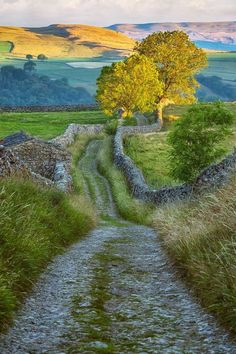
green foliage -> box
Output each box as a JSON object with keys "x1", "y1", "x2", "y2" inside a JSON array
[
  {"x1": 26, "y1": 54, "x2": 33, "y2": 60},
  {"x1": 135, "y1": 31, "x2": 208, "y2": 113},
  {"x1": 168, "y1": 102, "x2": 234, "y2": 182},
  {"x1": 0, "y1": 64, "x2": 93, "y2": 106},
  {"x1": 23, "y1": 60, "x2": 37, "y2": 73},
  {"x1": 104, "y1": 118, "x2": 118, "y2": 135},
  {"x1": 0, "y1": 178, "x2": 96, "y2": 330},
  {"x1": 37, "y1": 54, "x2": 48, "y2": 60},
  {"x1": 97, "y1": 54, "x2": 163, "y2": 118},
  {"x1": 122, "y1": 116, "x2": 137, "y2": 126}
]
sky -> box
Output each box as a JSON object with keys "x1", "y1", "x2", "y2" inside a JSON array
[{"x1": 0, "y1": 0, "x2": 235, "y2": 27}]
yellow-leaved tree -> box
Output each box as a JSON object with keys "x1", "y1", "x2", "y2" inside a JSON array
[
  {"x1": 135, "y1": 31, "x2": 208, "y2": 124},
  {"x1": 96, "y1": 54, "x2": 163, "y2": 120}
]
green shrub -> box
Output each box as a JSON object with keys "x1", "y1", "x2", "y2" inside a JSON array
[
  {"x1": 168, "y1": 102, "x2": 234, "y2": 182},
  {"x1": 104, "y1": 119, "x2": 118, "y2": 135},
  {"x1": 122, "y1": 116, "x2": 137, "y2": 126},
  {"x1": 0, "y1": 178, "x2": 96, "y2": 330}
]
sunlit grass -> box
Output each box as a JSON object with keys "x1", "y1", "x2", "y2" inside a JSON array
[
  {"x1": 152, "y1": 174, "x2": 236, "y2": 333},
  {"x1": 0, "y1": 24, "x2": 134, "y2": 58},
  {"x1": 125, "y1": 103, "x2": 236, "y2": 188},
  {"x1": 0, "y1": 177, "x2": 96, "y2": 331},
  {"x1": 0, "y1": 111, "x2": 108, "y2": 140}
]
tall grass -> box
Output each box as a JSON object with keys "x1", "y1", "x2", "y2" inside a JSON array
[
  {"x1": 0, "y1": 176, "x2": 96, "y2": 331},
  {"x1": 152, "y1": 175, "x2": 236, "y2": 333},
  {"x1": 97, "y1": 137, "x2": 154, "y2": 224},
  {"x1": 123, "y1": 133, "x2": 177, "y2": 188}
]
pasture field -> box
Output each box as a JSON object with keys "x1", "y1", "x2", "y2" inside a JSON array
[
  {"x1": 0, "y1": 41, "x2": 12, "y2": 53},
  {"x1": 125, "y1": 103, "x2": 236, "y2": 188},
  {"x1": 203, "y1": 53, "x2": 236, "y2": 90},
  {"x1": 0, "y1": 110, "x2": 108, "y2": 140},
  {"x1": 0, "y1": 57, "x2": 120, "y2": 95},
  {"x1": 0, "y1": 53, "x2": 235, "y2": 97}
]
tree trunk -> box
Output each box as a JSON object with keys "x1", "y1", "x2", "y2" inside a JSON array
[
  {"x1": 118, "y1": 109, "x2": 125, "y2": 126},
  {"x1": 155, "y1": 107, "x2": 163, "y2": 128}
]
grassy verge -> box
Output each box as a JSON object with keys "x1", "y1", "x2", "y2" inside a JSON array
[
  {"x1": 0, "y1": 110, "x2": 108, "y2": 140},
  {"x1": 123, "y1": 132, "x2": 177, "y2": 188},
  {"x1": 0, "y1": 178, "x2": 96, "y2": 331},
  {"x1": 152, "y1": 175, "x2": 236, "y2": 333},
  {"x1": 97, "y1": 137, "x2": 154, "y2": 225}
]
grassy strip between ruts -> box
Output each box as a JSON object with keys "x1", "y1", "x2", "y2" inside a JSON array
[
  {"x1": 97, "y1": 136, "x2": 154, "y2": 225},
  {"x1": 152, "y1": 174, "x2": 236, "y2": 334},
  {"x1": 68, "y1": 133, "x2": 105, "y2": 197},
  {"x1": 0, "y1": 136, "x2": 98, "y2": 331}
]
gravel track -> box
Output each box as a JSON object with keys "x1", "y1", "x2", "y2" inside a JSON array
[{"x1": 0, "y1": 140, "x2": 235, "y2": 353}]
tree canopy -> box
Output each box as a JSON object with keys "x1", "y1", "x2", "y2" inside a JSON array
[
  {"x1": 37, "y1": 54, "x2": 48, "y2": 60},
  {"x1": 96, "y1": 54, "x2": 163, "y2": 118},
  {"x1": 167, "y1": 102, "x2": 234, "y2": 182},
  {"x1": 135, "y1": 31, "x2": 208, "y2": 120},
  {"x1": 0, "y1": 64, "x2": 93, "y2": 106}
]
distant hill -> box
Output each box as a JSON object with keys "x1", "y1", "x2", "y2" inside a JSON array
[
  {"x1": 108, "y1": 22, "x2": 236, "y2": 51},
  {"x1": 0, "y1": 24, "x2": 135, "y2": 58}
]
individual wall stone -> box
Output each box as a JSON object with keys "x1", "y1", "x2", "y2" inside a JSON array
[
  {"x1": 53, "y1": 162, "x2": 72, "y2": 192},
  {"x1": 0, "y1": 145, "x2": 31, "y2": 178}
]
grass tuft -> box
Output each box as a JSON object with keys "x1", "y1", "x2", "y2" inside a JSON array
[{"x1": 0, "y1": 167, "x2": 96, "y2": 330}]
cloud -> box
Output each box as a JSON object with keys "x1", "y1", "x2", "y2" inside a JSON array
[{"x1": 0, "y1": 0, "x2": 235, "y2": 26}]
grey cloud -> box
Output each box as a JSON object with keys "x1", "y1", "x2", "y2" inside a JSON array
[{"x1": 0, "y1": 0, "x2": 235, "y2": 26}]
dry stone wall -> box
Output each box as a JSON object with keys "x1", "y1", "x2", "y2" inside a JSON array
[
  {"x1": 50, "y1": 124, "x2": 104, "y2": 148},
  {"x1": 114, "y1": 124, "x2": 236, "y2": 205},
  {"x1": 0, "y1": 124, "x2": 104, "y2": 192},
  {"x1": 12, "y1": 140, "x2": 71, "y2": 180},
  {"x1": 0, "y1": 145, "x2": 54, "y2": 187}
]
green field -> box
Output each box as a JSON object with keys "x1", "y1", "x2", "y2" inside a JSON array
[
  {"x1": 0, "y1": 57, "x2": 120, "y2": 95},
  {"x1": 0, "y1": 111, "x2": 108, "y2": 140},
  {"x1": 1, "y1": 53, "x2": 235, "y2": 98},
  {"x1": 125, "y1": 103, "x2": 236, "y2": 188},
  {"x1": 0, "y1": 41, "x2": 12, "y2": 53},
  {"x1": 204, "y1": 53, "x2": 236, "y2": 85}
]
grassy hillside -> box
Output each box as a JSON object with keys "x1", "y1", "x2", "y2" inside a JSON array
[
  {"x1": 108, "y1": 22, "x2": 236, "y2": 50},
  {"x1": 0, "y1": 24, "x2": 135, "y2": 59},
  {"x1": 152, "y1": 174, "x2": 236, "y2": 333},
  {"x1": 0, "y1": 178, "x2": 96, "y2": 330},
  {"x1": 0, "y1": 110, "x2": 108, "y2": 140}
]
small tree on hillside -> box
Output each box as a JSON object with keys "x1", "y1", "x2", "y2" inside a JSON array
[
  {"x1": 26, "y1": 54, "x2": 33, "y2": 60},
  {"x1": 37, "y1": 54, "x2": 48, "y2": 60},
  {"x1": 135, "y1": 31, "x2": 208, "y2": 124},
  {"x1": 168, "y1": 102, "x2": 234, "y2": 182},
  {"x1": 96, "y1": 54, "x2": 163, "y2": 119},
  {"x1": 24, "y1": 61, "x2": 36, "y2": 73}
]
